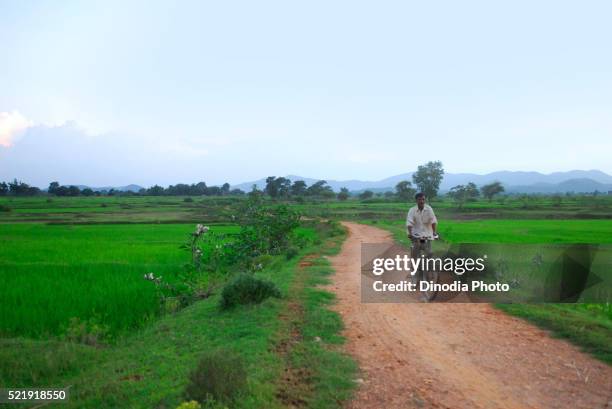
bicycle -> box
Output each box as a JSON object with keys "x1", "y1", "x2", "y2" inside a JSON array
[{"x1": 410, "y1": 234, "x2": 440, "y2": 302}]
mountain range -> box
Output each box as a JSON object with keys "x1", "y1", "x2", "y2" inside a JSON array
[
  {"x1": 231, "y1": 170, "x2": 612, "y2": 194},
  {"x1": 74, "y1": 184, "x2": 144, "y2": 192}
]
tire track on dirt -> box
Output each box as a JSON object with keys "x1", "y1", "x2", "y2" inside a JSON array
[{"x1": 327, "y1": 222, "x2": 612, "y2": 409}]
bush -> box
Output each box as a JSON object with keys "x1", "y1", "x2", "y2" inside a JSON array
[
  {"x1": 184, "y1": 349, "x2": 247, "y2": 404},
  {"x1": 184, "y1": 197, "x2": 194, "y2": 203},
  {"x1": 286, "y1": 247, "x2": 299, "y2": 260},
  {"x1": 234, "y1": 198, "x2": 300, "y2": 258},
  {"x1": 219, "y1": 274, "x2": 281, "y2": 310},
  {"x1": 0, "y1": 205, "x2": 10, "y2": 212}
]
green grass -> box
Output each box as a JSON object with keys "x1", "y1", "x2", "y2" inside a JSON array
[
  {"x1": 0, "y1": 222, "x2": 357, "y2": 409},
  {"x1": 2, "y1": 193, "x2": 611, "y2": 405},
  {"x1": 0, "y1": 196, "x2": 245, "y2": 224},
  {"x1": 1, "y1": 223, "x2": 240, "y2": 338},
  {"x1": 0, "y1": 221, "x2": 322, "y2": 339},
  {"x1": 292, "y1": 195, "x2": 612, "y2": 221},
  {"x1": 272, "y1": 223, "x2": 357, "y2": 409},
  {"x1": 298, "y1": 256, "x2": 358, "y2": 408},
  {"x1": 365, "y1": 219, "x2": 612, "y2": 245},
  {"x1": 2, "y1": 194, "x2": 611, "y2": 224},
  {"x1": 1, "y1": 268, "x2": 291, "y2": 407}
]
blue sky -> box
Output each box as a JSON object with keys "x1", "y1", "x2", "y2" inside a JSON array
[{"x1": 1, "y1": 0, "x2": 611, "y2": 187}]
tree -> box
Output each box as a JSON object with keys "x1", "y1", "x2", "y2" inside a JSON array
[
  {"x1": 221, "y1": 183, "x2": 230, "y2": 195},
  {"x1": 337, "y1": 187, "x2": 350, "y2": 201},
  {"x1": 276, "y1": 177, "x2": 291, "y2": 198},
  {"x1": 48, "y1": 181, "x2": 60, "y2": 195},
  {"x1": 264, "y1": 177, "x2": 277, "y2": 197},
  {"x1": 8, "y1": 179, "x2": 21, "y2": 195},
  {"x1": 359, "y1": 190, "x2": 374, "y2": 200},
  {"x1": 481, "y1": 181, "x2": 505, "y2": 201},
  {"x1": 264, "y1": 177, "x2": 290, "y2": 198},
  {"x1": 465, "y1": 182, "x2": 479, "y2": 199},
  {"x1": 9, "y1": 179, "x2": 30, "y2": 195},
  {"x1": 54, "y1": 185, "x2": 69, "y2": 196},
  {"x1": 248, "y1": 184, "x2": 263, "y2": 199},
  {"x1": 147, "y1": 185, "x2": 165, "y2": 195},
  {"x1": 67, "y1": 185, "x2": 81, "y2": 196},
  {"x1": 81, "y1": 188, "x2": 94, "y2": 196},
  {"x1": 448, "y1": 182, "x2": 479, "y2": 208},
  {"x1": 290, "y1": 180, "x2": 307, "y2": 197},
  {"x1": 207, "y1": 186, "x2": 222, "y2": 196},
  {"x1": 6, "y1": 179, "x2": 40, "y2": 196},
  {"x1": 412, "y1": 161, "x2": 444, "y2": 199},
  {"x1": 395, "y1": 180, "x2": 416, "y2": 201},
  {"x1": 306, "y1": 180, "x2": 334, "y2": 198},
  {"x1": 193, "y1": 182, "x2": 208, "y2": 195}
]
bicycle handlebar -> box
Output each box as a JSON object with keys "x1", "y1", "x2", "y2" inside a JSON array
[{"x1": 411, "y1": 235, "x2": 439, "y2": 241}]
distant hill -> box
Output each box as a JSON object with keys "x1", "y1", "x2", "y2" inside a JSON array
[
  {"x1": 232, "y1": 170, "x2": 612, "y2": 194},
  {"x1": 505, "y1": 178, "x2": 612, "y2": 194},
  {"x1": 75, "y1": 184, "x2": 144, "y2": 192}
]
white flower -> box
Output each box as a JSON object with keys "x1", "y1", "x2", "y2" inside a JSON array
[{"x1": 194, "y1": 224, "x2": 210, "y2": 235}]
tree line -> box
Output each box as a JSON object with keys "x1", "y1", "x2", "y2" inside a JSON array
[
  {"x1": 0, "y1": 180, "x2": 246, "y2": 197},
  {"x1": 0, "y1": 161, "x2": 505, "y2": 200}
]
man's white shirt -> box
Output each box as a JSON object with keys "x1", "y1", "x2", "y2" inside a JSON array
[{"x1": 406, "y1": 204, "x2": 437, "y2": 238}]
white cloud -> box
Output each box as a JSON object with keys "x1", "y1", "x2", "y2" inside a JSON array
[
  {"x1": 0, "y1": 120, "x2": 222, "y2": 187},
  {"x1": 0, "y1": 111, "x2": 34, "y2": 147}
]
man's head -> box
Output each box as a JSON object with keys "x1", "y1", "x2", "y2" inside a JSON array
[{"x1": 415, "y1": 192, "x2": 426, "y2": 209}]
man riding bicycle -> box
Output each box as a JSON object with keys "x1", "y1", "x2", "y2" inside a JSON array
[{"x1": 406, "y1": 192, "x2": 439, "y2": 260}]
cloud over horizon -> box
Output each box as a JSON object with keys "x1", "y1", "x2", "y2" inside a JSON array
[
  {"x1": 0, "y1": 111, "x2": 33, "y2": 147},
  {"x1": 0, "y1": 121, "x2": 215, "y2": 188}
]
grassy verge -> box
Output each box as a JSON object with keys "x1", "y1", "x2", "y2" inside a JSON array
[
  {"x1": 0, "y1": 221, "x2": 357, "y2": 408},
  {"x1": 274, "y1": 223, "x2": 357, "y2": 409},
  {"x1": 496, "y1": 304, "x2": 612, "y2": 364}
]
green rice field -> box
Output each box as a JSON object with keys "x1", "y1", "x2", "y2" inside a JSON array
[{"x1": 0, "y1": 224, "x2": 240, "y2": 338}]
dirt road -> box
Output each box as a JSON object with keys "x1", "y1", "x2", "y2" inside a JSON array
[{"x1": 327, "y1": 222, "x2": 612, "y2": 409}]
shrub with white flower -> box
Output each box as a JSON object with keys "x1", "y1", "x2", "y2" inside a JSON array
[
  {"x1": 195, "y1": 224, "x2": 209, "y2": 236},
  {"x1": 188, "y1": 224, "x2": 210, "y2": 270},
  {"x1": 143, "y1": 272, "x2": 162, "y2": 283}
]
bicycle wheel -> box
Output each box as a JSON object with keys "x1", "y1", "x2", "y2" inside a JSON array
[{"x1": 421, "y1": 268, "x2": 439, "y2": 302}]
